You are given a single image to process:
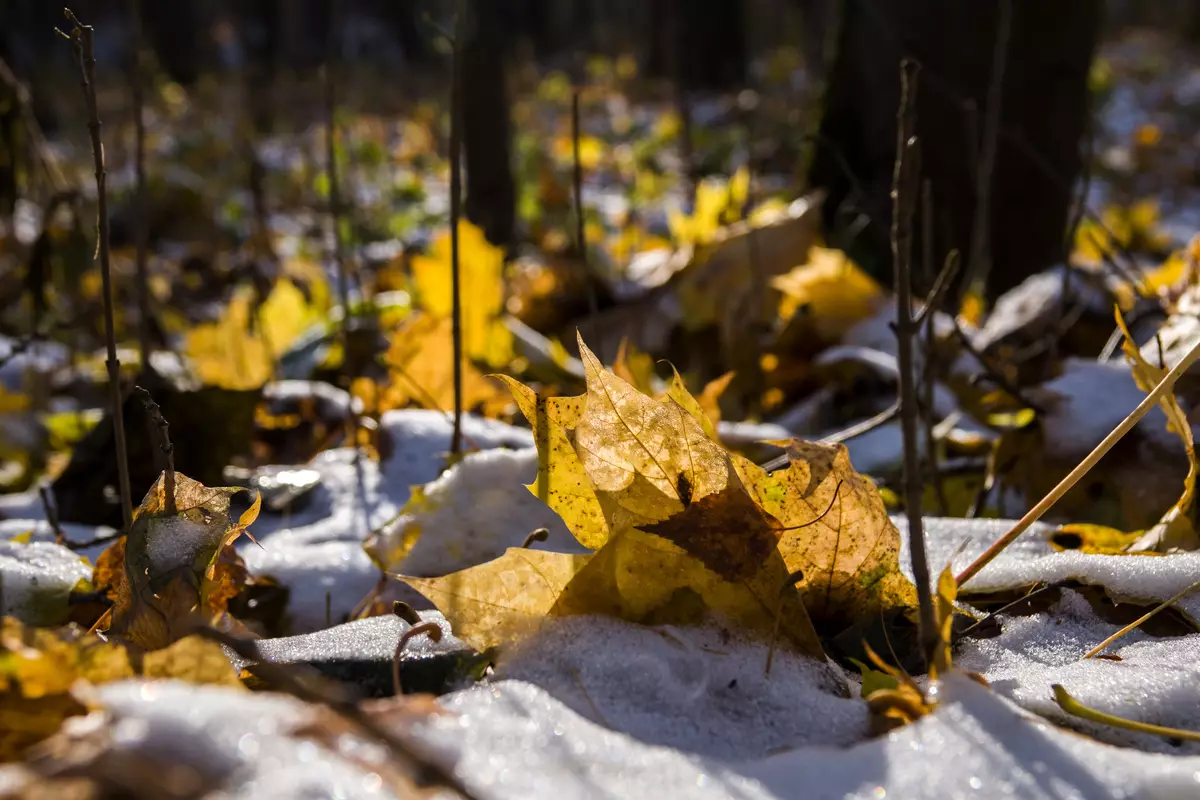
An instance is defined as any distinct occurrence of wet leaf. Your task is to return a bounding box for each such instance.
[493,375,607,549]
[733,441,918,630]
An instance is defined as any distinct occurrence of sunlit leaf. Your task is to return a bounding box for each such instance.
[771,247,884,341]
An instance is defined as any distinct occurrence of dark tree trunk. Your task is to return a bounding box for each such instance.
[648,0,746,91]
[808,0,1101,300]
[461,0,516,250]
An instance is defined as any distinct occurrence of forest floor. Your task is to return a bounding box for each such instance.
[3,28,1200,800]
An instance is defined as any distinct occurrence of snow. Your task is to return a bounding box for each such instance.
[241,411,534,630]
[956,589,1200,754]
[374,448,587,577]
[743,673,1200,800]
[80,681,394,799]
[247,611,464,665]
[493,616,865,759]
[417,679,776,800]
[1031,358,1181,457]
[0,540,91,625]
[897,516,1200,622]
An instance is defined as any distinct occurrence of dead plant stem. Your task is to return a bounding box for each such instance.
[892,58,938,666]
[448,1,466,456]
[58,10,133,531]
[128,0,152,371]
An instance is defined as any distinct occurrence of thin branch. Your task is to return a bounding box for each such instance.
[921,181,947,515]
[957,331,1200,586]
[38,485,65,545]
[950,317,1043,413]
[571,88,597,316]
[912,250,960,328]
[59,9,133,531]
[961,0,1011,293]
[133,384,175,514]
[891,58,937,666]
[127,0,151,371]
[448,0,466,456]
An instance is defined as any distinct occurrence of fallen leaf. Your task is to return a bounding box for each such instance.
[573,333,732,532]
[104,472,257,650]
[493,375,607,549]
[411,219,513,368]
[1117,309,1200,552]
[733,441,918,630]
[771,246,885,341]
[383,315,513,418]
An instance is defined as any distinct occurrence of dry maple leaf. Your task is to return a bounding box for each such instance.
[101,472,260,651]
[573,332,732,532]
[734,440,917,630]
[1117,309,1200,552]
[493,375,607,549]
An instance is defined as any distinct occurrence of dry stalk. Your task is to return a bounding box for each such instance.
[448,1,466,456]
[57,9,133,530]
[957,332,1200,585]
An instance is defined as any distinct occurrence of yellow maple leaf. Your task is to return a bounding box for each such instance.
[493,375,607,549]
[733,441,917,630]
[411,220,513,368]
[382,315,513,418]
[573,333,732,532]
[771,246,884,341]
[185,278,321,390]
[1117,310,1200,552]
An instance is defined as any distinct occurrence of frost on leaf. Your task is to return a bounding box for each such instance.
[734,440,917,631]
[101,472,260,651]
[1117,310,1200,552]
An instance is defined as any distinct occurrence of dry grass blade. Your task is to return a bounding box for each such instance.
[1053,684,1200,742]
[1082,580,1200,659]
[957,330,1200,585]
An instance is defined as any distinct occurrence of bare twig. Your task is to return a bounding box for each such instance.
[58,9,133,531]
[921,181,947,515]
[448,0,466,457]
[758,402,900,473]
[127,0,151,371]
[962,0,1011,293]
[891,59,937,666]
[571,88,598,316]
[950,317,1044,413]
[133,384,175,514]
[957,332,1200,585]
[38,485,65,545]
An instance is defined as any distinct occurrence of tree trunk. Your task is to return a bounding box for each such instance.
[462,0,516,250]
[647,0,746,91]
[808,0,1101,300]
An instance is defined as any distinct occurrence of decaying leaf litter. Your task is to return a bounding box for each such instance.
[6,10,1200,799]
